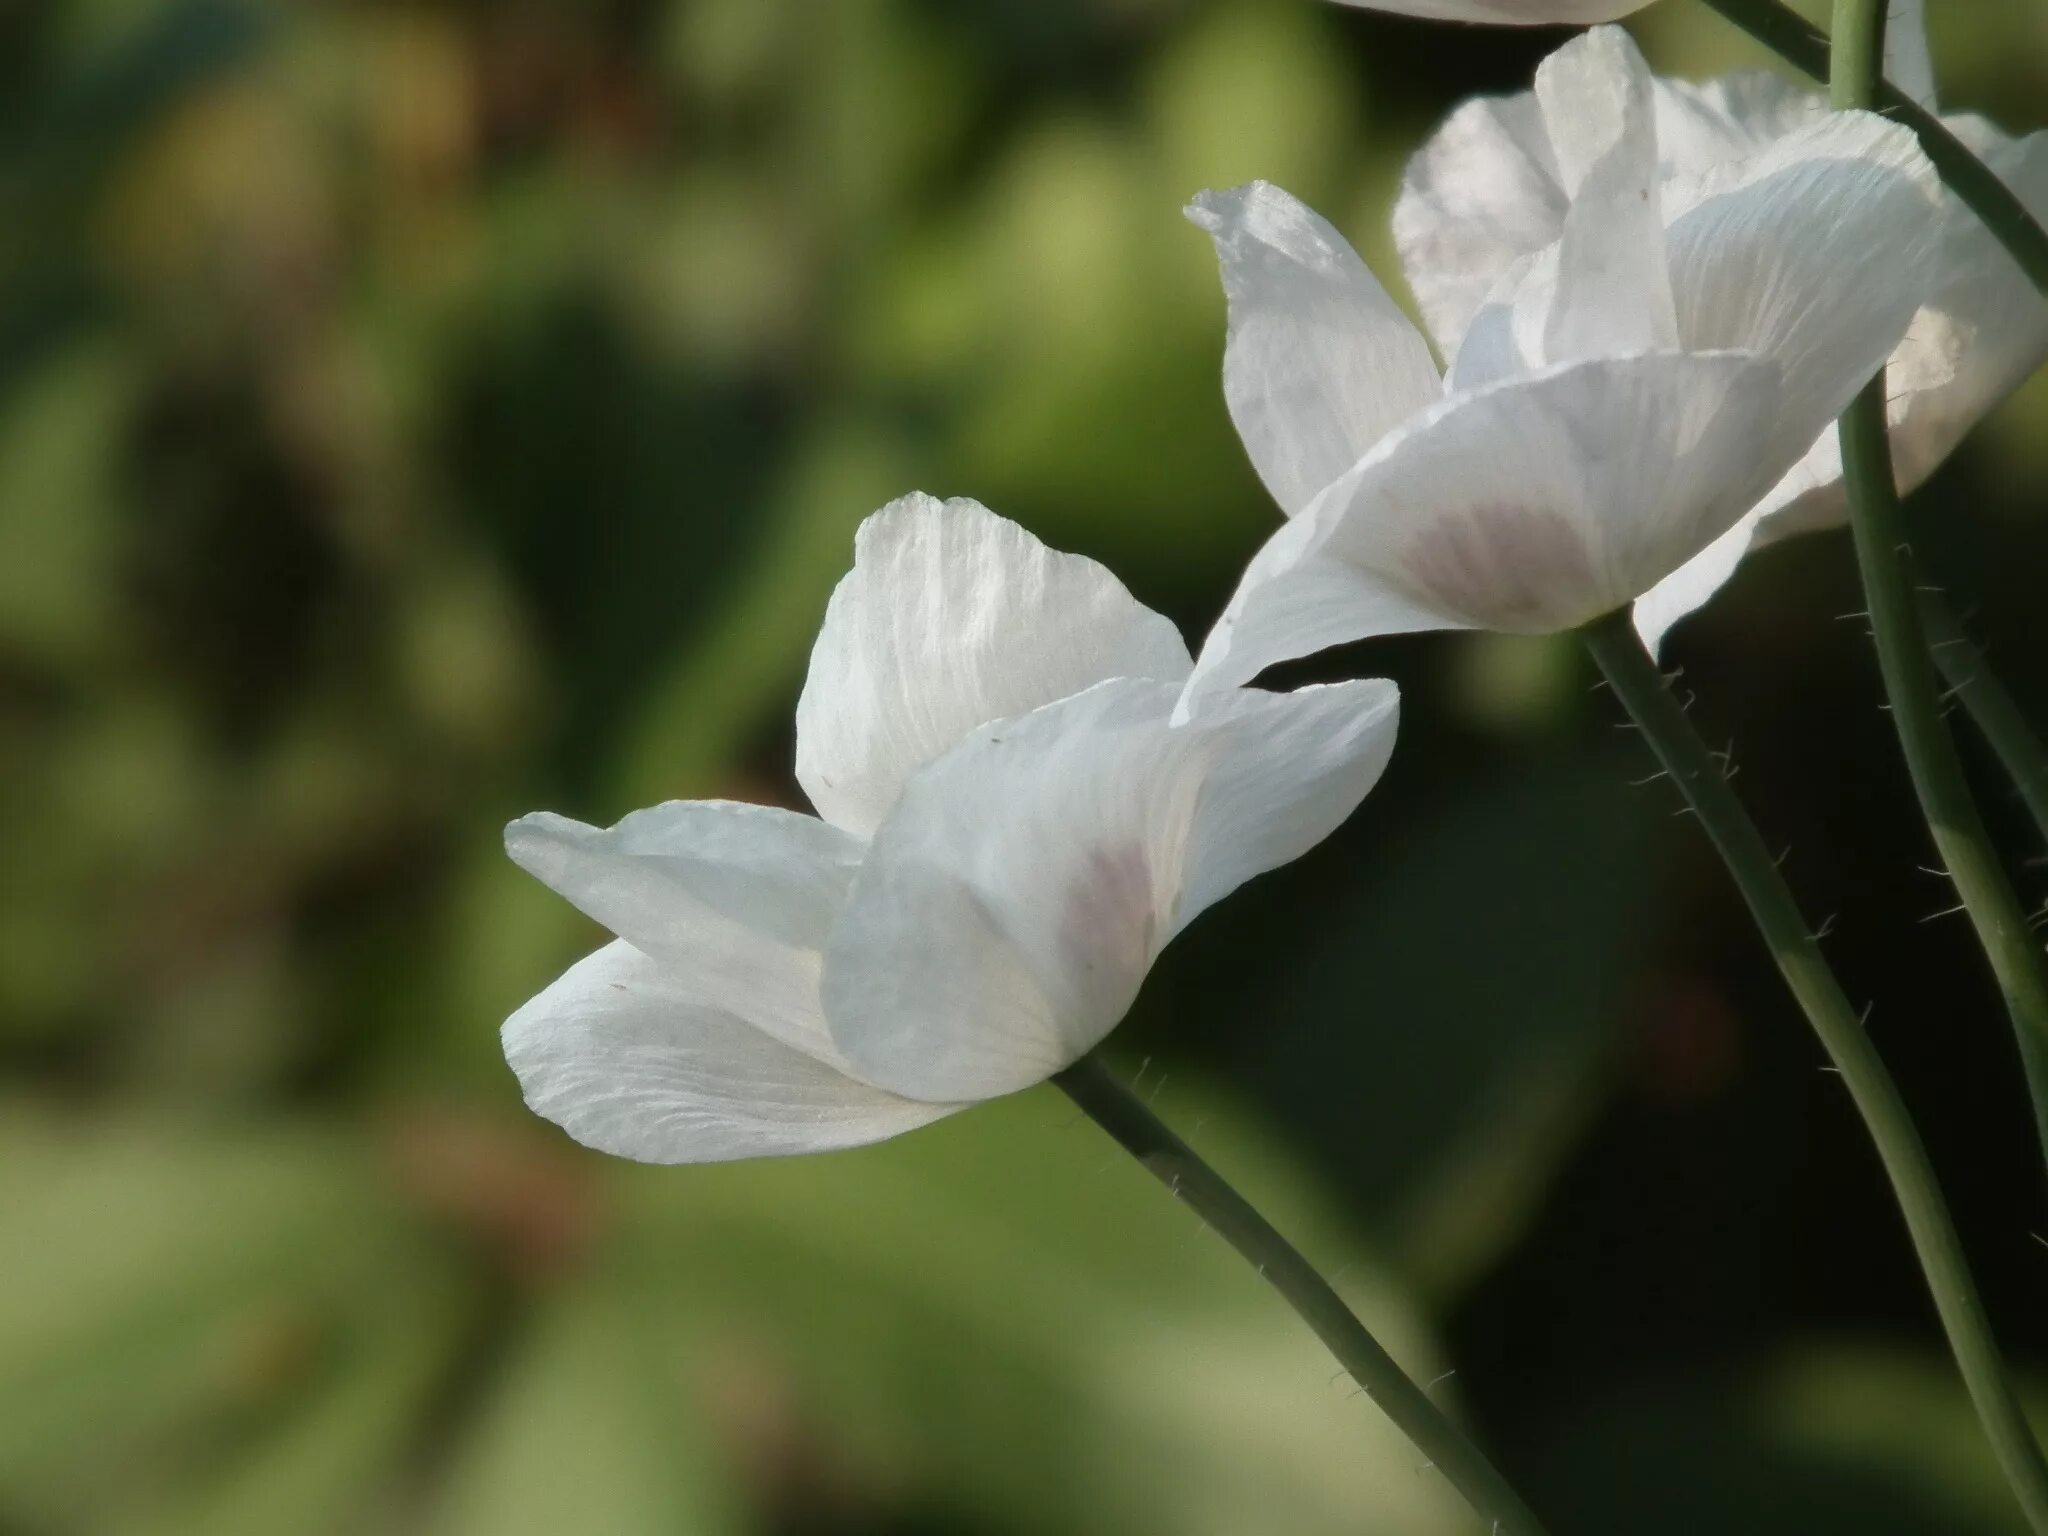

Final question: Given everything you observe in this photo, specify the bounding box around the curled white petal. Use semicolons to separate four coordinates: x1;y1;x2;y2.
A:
794;494;1191;838
1187;351;1784;696
505;801;862;1063
1188;181;1443;516
822;677;1398;1103
504;940;961;1164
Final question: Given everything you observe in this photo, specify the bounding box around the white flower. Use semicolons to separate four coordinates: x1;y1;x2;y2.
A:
1394;8;2048;652
1182;27;1943;700
1319;0;1932;55
501;495;1399;1162
1322;0;1644;22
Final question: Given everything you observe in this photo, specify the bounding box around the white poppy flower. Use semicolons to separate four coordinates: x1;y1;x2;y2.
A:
1182;27;1943;700
502;495;1400;1161
1322;0;1644;22
1320;0;1933;57
1394;9;2048;653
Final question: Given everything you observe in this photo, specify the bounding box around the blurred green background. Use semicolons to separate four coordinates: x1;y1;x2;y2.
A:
6;0;2048;1531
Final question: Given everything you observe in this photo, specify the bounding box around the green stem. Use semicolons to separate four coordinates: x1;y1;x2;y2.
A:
1835;378;2048;1189
1830;0;2048;1193
1827;0;1886;109
1051;1054;1552;1536
1693;0;2048;298
1581;611;2048;1534
1919;584;2048;858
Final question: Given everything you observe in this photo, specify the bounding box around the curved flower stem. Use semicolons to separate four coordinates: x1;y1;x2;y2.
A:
1919;584;2048;858
1580;610;2048;1534
1829;0;2048;1192
1052;1054;1553;1536
1834;383;2048;1192
1692;0;2048;299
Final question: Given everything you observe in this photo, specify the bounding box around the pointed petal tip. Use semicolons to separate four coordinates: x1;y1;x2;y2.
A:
1348;674;1402;723
853;489;948;548
504;810;577;870
1184;180;1288;235
1177;629;1256;716
1184;185;1248;235
1631;604;1673;661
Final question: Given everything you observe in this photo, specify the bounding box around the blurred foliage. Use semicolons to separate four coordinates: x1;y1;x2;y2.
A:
4;0;2048;1530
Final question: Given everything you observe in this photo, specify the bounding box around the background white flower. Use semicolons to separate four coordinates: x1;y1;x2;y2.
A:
1394;4;2048;652
503;495;1400;1160
1182;27;1942;700
1322;0;1646;24
1318;0;1933;59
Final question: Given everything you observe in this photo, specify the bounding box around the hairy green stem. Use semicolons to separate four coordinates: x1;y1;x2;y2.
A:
1830;0;2048;1194
1052;1054;1552;1536
1919;584;2048;858
1827;0;1886;109
1834;377;2048;1189
1693;0;2048;298
1581;611;2048;1533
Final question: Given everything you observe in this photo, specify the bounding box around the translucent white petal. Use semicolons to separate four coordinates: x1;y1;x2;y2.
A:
1731;126;2048;539
1651;72;1827;178
1188;182;1443;516
1187;351;1784;695
1664;109;1944;469
1324;0;1648;21
505;802;862;1062
1447;253;1549;392
1531;28;1679;361
794;494;1192;837
1631;511;1764;657
503;940;962;1165
822;676;1398;1102
1889;127;2048;485
1184;509;1460;703
1401;64;1830;372
1885;0;1936;110
1395;90;1566;358
1174;678;1401;925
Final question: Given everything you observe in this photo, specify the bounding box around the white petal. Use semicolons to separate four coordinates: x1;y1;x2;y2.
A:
1746;126;2048;544
1652;73;1827;178
504;940;961;1165
1664;109;1944;470
1889;128;2048;486
1395;90;1566;357
794;494;1192;837
1187;351;1784;695
1445;246;1549;392
1395;67;1824;365
1324;0;1649;22
505;801;862;1062
1187;182;1443;517
821;676;1398;1102
1408;61;1831;387
1184;508;1460;702
1885;0;1936;110
1174;678;1401;924
1530;28;1679;361
1630;510;1763;657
